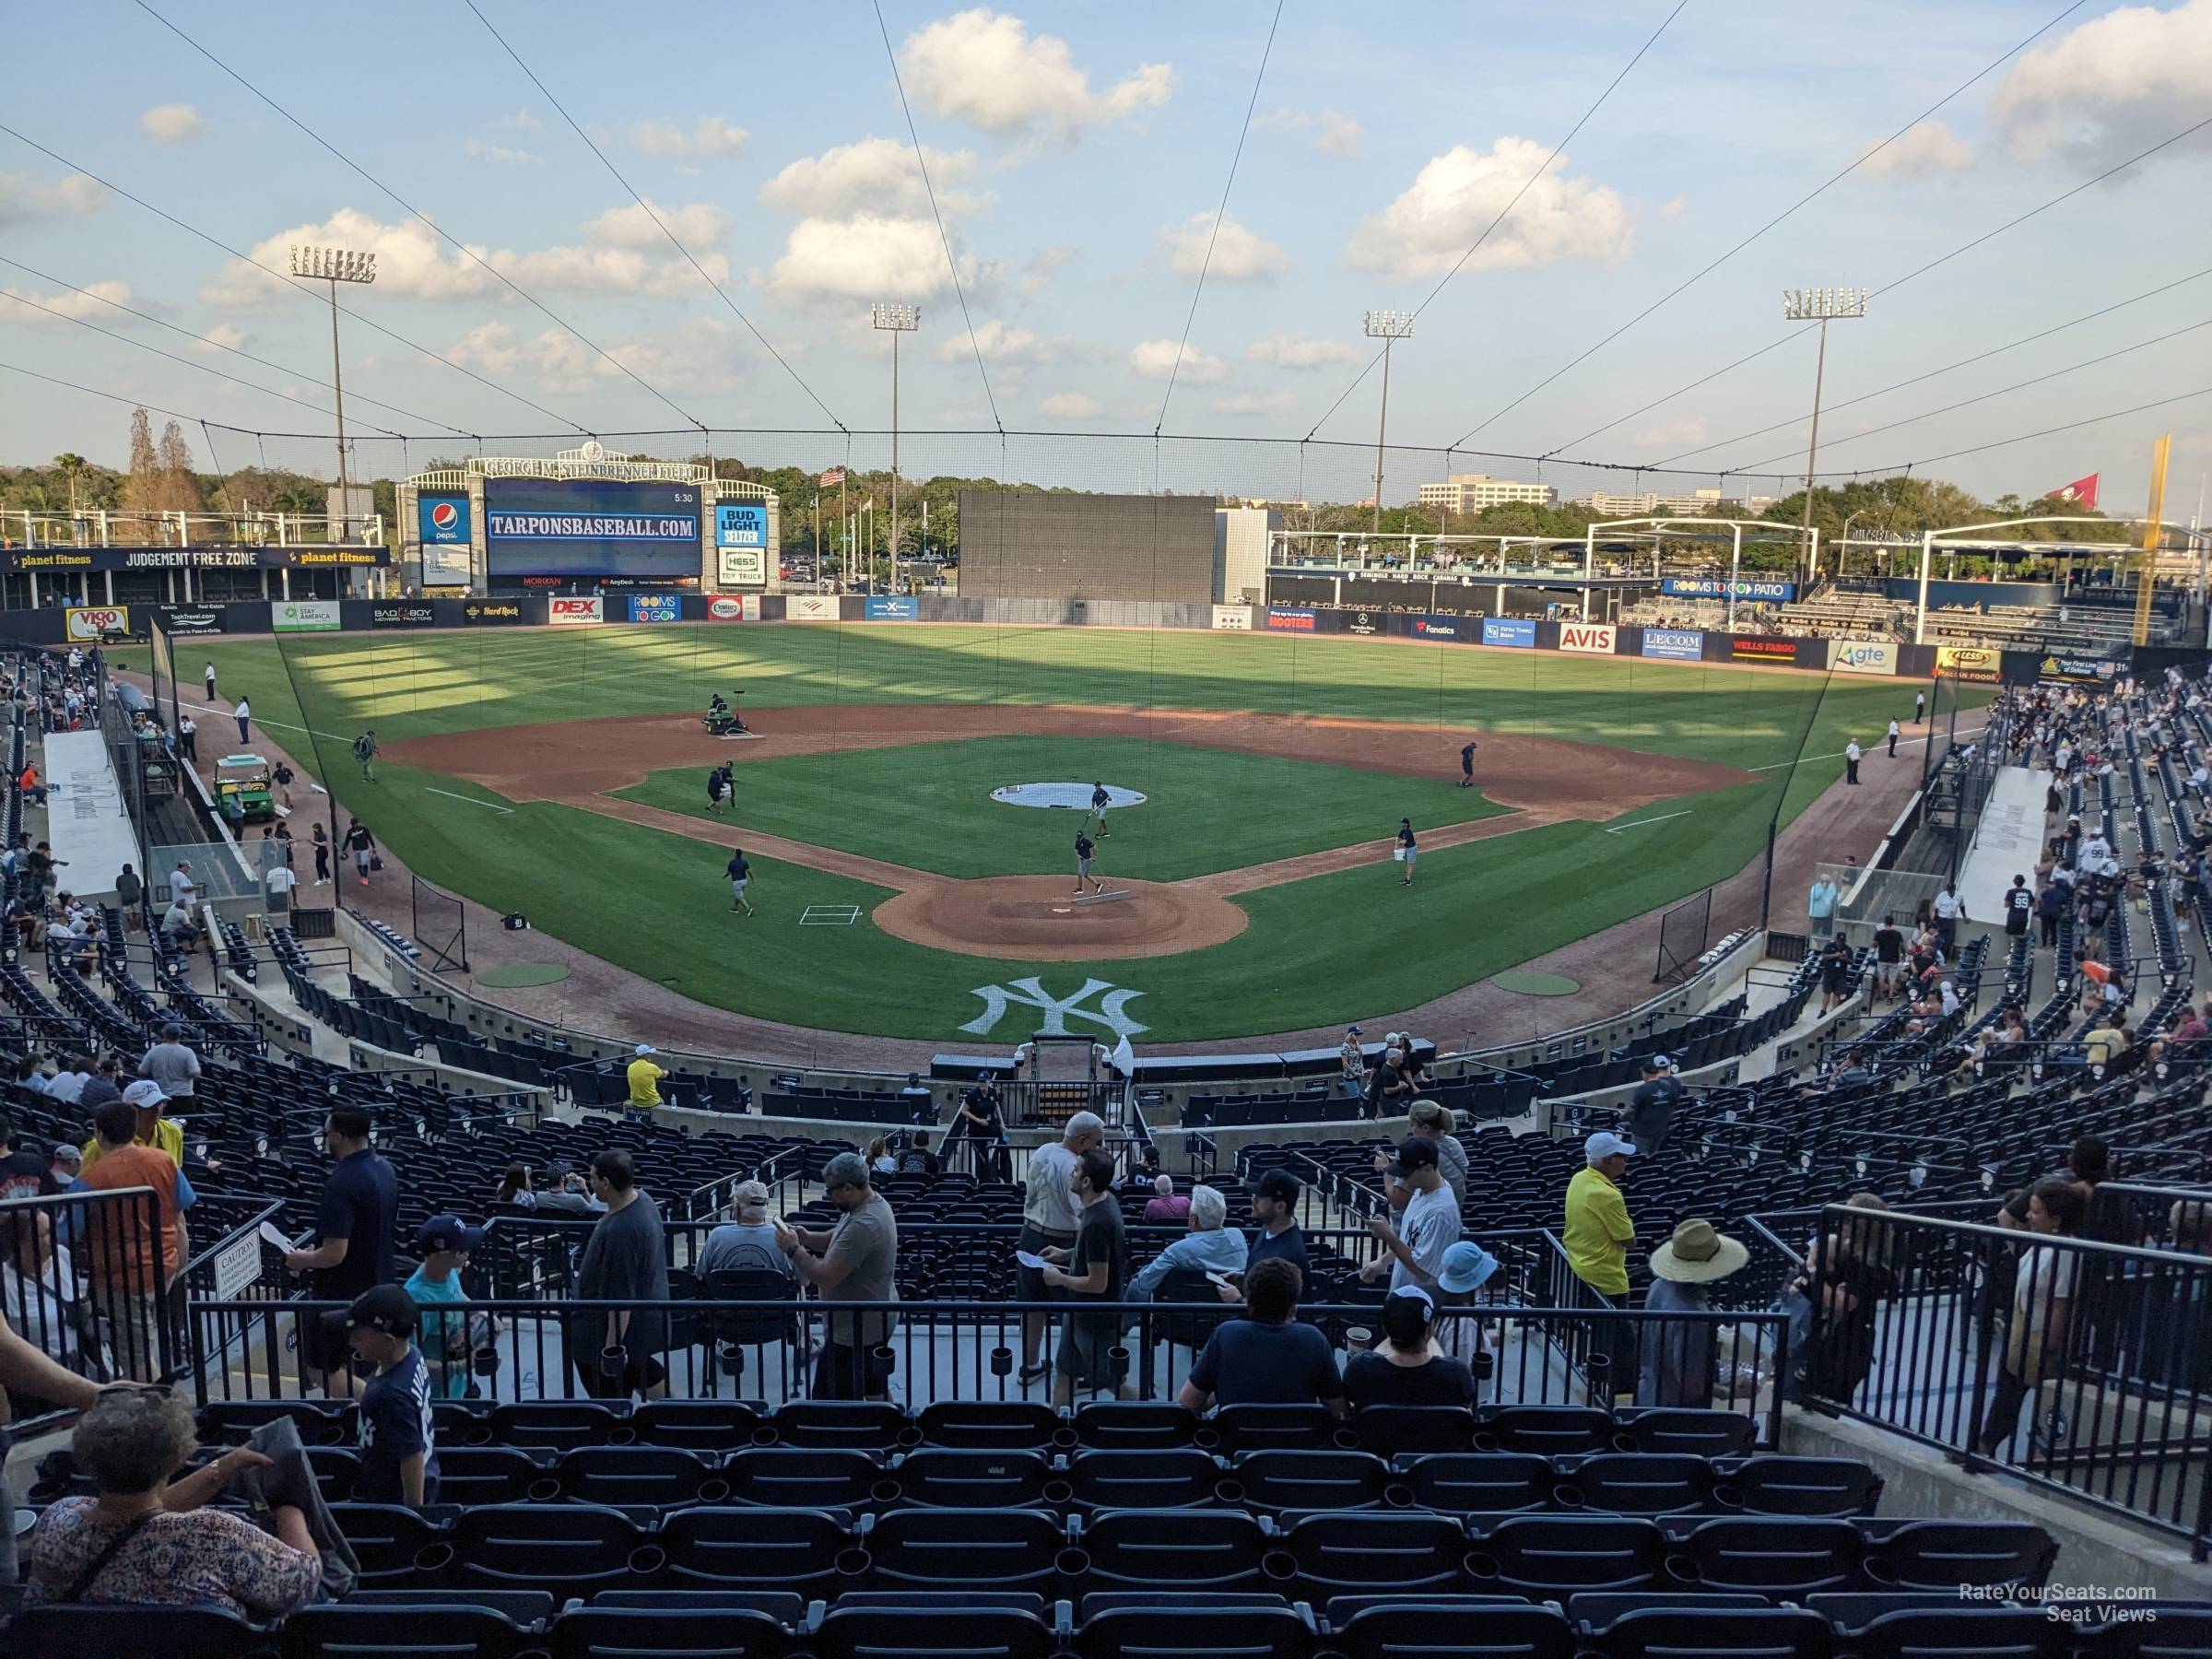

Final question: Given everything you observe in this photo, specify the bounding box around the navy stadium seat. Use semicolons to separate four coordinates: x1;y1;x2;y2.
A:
1224;1448;1391;1512
450;1502;647;1594
8;1606;268;1659
1593;1606;1834;1659
1465;1515;1670;1595
1713;1455;1884;1517
1477;1406;1617;1455
1392;1452;1557;1512
865;1506;1065;1592
332;1501;453;1587
1328;1600;1577;1659
281;1603;544;1659
1074;1603;1312;1659
555;1445;724;1506
488;1401;622;1451
1071;1399;1202;1448
916;1398;1065;1448
629;1398;768;1452
1348;1405;1477;1457
771;1400;914;1450
724;1447;887;1510
814;1602;1057;1659
1680;1517;1864;1595
433;1445;551;1507
1559;1452;1717;1514
658;1506;856;1593
1265;1510;1467;1597
1615;1408;1759;1456
1064;1447;1223;1511
889;1446;1056;1508
1080;1507;1273;1590
1206;1402;1340;1451
1865;1520;2055;1591
547;1604;793;1659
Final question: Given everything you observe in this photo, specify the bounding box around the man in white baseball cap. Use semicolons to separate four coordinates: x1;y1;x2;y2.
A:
1565;1131;1638;1397
625;1044;667;1119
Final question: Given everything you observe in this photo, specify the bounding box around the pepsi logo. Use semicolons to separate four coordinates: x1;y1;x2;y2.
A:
429;501;458;531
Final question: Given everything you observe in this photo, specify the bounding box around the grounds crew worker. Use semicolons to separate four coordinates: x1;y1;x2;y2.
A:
353;729;379;782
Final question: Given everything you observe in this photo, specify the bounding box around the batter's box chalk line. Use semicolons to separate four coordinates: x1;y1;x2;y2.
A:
800;904;862;926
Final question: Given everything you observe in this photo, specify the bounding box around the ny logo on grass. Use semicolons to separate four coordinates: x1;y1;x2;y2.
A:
961;977;1149;1041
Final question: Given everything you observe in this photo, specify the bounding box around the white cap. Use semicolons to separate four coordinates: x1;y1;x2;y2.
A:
1585;1131;1638;1161
123;1078;168;1110
1648;1053;1673;1071
635;1043;657;1057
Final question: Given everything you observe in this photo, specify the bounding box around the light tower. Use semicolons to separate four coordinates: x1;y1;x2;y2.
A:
1783;284;1866;581
1362;309;1414;538
290;245;378;541
870;302;920;594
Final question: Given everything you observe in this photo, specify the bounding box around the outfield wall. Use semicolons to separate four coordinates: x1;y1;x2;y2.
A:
13;596;2136;690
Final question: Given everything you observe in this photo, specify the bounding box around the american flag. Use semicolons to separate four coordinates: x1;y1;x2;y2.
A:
818;468;845;488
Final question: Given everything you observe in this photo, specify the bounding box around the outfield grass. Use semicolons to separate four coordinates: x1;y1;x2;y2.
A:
112;626;1981;1041
612;735;1511;881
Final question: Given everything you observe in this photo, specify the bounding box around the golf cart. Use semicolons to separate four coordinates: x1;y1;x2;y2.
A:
215;754;276;823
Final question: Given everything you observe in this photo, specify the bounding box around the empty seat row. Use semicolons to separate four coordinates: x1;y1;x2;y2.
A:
24;1586;2201;1659
195;1396;1770;1458
266;1444;1881;1518
316;1503;2053;1602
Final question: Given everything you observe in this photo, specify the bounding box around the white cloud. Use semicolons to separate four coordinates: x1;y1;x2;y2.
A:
901;8;1172;141
1130;338;1226;383
465;139;541;165
193;322;251;353
1992;0;2212;161
139;103;205;144
1629;417;1707;448
1210;391;1294;416
759;136;979;218
1159;212;1290;280
1347;137;1633;277
1247;332;1360;371
1316;112;1365;159
1857;120;1974;178
1257;106;1364;158
1660;193;1688;220
629;116;749;162
498;109;542;131
1038;391;1100;417
584;200;734;249
936;319;1043;364
1018;244;1076;295
1;279;137;325
198;208;720;310
0;169;109;226
447;320;521;374
763;214;992;302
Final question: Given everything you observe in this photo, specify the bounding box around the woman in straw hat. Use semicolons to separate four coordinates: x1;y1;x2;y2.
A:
1639;1218;1748;1408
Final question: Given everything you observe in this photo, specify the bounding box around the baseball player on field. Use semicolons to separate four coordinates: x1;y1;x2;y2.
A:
1458;740;1478;788
1089;781;1112;837
1073;830;1103;895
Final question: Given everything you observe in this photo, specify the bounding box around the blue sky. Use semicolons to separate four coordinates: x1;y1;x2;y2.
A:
2;0;2207;514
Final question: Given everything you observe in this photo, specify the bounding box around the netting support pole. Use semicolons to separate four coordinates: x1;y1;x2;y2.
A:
1759;820;1777;932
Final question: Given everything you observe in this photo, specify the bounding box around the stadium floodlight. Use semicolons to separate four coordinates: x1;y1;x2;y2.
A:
1782;285;1867;576
291;244;378;546
1362;310;1415;536
871;302;921;595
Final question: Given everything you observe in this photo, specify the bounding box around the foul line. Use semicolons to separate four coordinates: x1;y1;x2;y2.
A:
424;786;514;815
1605;810;1692;835
1747;723;1988;772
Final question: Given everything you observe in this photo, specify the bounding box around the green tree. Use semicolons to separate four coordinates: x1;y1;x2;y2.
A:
52;453;86;516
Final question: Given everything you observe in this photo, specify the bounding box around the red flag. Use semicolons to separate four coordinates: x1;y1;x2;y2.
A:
2046;473;2100;511
818;468;845;488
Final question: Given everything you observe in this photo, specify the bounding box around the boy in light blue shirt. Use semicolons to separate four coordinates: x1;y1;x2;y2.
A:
404;1213;483;1399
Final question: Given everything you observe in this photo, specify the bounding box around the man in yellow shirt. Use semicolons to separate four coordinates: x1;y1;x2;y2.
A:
625;1043;668;1117
80;1077;185;1172
1564;1131;1638;1398
2080;1018;2129;1072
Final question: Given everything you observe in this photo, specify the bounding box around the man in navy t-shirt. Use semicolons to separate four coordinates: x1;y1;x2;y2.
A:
347;1285;440;1507
1179;1259;1345;1413
283;1105;398;1395
1239;1169;1311;1284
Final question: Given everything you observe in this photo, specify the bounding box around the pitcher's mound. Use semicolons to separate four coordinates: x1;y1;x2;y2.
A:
875;876;1247;961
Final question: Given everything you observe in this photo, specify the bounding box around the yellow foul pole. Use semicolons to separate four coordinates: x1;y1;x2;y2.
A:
2134;433;2171;647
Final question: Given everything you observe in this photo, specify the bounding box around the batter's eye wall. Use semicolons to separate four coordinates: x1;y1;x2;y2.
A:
957;491;1217;605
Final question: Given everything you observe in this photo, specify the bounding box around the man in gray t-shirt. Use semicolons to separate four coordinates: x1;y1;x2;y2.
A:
139;1025;201;1100
697;1180;791;1280
778;1152;900;1398
571;1152;670;1400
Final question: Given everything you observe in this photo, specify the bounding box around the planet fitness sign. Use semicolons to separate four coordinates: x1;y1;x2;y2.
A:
1641;628;1704;662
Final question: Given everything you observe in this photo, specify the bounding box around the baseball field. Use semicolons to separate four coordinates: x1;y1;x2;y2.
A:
118;624;1950;1042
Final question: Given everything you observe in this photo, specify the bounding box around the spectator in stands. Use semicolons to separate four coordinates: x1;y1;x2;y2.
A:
777;1151;899;1400
1396;1039;1435;1097
344;1285;440;1506
82;1100;193;1382
865;1136;896;1176
1041;1147;1131;1406
177;714;196;762
1872;915;1906;997
892;1133;941;1175
1564;1132;1638;1396
1361;1137;1462;1291
1339;1024;1368;1098
1240;1168;1310;1279
1;1205;86;1397
1404;1099;1469;1203
951;1074;1007;1179
1818;935;1853;1015
571;1150;671;1402
44;1053;91;1107
46;1142;78;1189
158;897;201;952
1128;1184;1247;1300
139;1024;200;1106
310;823;328;887
697;1180;789;1279
76;1055;123;1114
22;1388;319;1614
2082;1016;2130;1071
540;1169;606;1216
493;1162;537;1209
1932;883;1967;953
168;860;195;910
405;1215;483;1401
1794;1194;1895;1406
1639;1218;1749;1408
1141;1173;1189;1223
0;1115;55;1200
1364;1045;1414;1121
283;1105;398;1398
1807;872;1840;938
1344;1283;1479;1408
1973;1177;2088;1458
1180;1259;1344;1414
624;1044;667;1119
2035;877;2069;948
1619;1055;1680;1157
1016;1111;1104;1386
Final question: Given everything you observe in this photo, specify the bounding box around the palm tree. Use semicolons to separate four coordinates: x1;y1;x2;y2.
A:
52;453;86;514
